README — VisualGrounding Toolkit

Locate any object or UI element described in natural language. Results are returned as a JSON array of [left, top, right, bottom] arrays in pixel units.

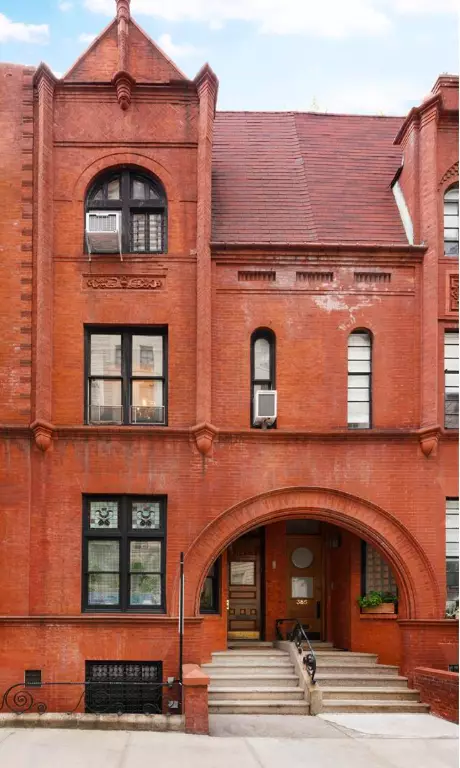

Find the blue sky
[[0, 0, 457, 114]]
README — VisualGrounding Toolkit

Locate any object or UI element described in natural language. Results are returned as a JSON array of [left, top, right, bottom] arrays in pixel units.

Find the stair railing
[[275, 618, 317, 684]]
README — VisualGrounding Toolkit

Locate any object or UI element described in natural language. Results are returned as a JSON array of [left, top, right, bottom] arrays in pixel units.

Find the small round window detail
[[291, 547, 314, 569]]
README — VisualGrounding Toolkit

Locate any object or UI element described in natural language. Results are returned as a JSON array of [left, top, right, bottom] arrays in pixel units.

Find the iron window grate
[[85, 661, 163, 714]]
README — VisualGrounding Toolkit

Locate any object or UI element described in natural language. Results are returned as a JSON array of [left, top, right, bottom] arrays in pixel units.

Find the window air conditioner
[[86, 212, 122, 258], [253, 390, 277, 426]]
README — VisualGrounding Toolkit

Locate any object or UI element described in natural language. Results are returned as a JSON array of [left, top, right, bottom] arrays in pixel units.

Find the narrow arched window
[[444, 184, 459, 256], [348, 330, 371, 429], [86, 168, 167, 254], [251, 329, 276, 427]]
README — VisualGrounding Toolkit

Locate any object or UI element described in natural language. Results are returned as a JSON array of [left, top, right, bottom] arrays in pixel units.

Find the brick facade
[[0, 1, 458, 727]]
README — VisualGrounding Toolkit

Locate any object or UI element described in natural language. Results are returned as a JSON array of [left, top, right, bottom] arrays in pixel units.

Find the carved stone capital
[[112, 70, 136, 111], [191, 422, 218, 456], [418, 426, 440, 457], [30, 419, 55, 452]]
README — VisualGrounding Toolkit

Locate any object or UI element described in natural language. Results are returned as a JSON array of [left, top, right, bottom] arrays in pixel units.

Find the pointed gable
[[63, 19, 187, 84]]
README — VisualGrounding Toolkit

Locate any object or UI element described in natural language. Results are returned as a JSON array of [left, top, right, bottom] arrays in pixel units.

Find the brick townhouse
[[0, 0, 458, 725]]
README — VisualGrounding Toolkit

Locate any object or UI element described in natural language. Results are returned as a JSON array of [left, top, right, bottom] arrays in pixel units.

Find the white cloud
[[78, 32, 97, 43], [322, 79, 424, 115], [84, 0, 457, 37], [157, 33, 201, 58], [53, 70, 64, 78], [58, 1, 73, 10], [0, 13, 49, 44]]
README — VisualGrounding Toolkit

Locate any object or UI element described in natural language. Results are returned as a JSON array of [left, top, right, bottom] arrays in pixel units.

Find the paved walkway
[[0, 714, 457, 768]]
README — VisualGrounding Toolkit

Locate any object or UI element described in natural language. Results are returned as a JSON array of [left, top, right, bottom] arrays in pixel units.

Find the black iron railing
[[0, 678, 181, 716], [275, 618, 317, 684]]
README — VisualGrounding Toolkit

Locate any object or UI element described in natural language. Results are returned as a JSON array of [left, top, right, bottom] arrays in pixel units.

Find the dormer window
[[86, 168, 167, 254], [444, 184, 459, 256]]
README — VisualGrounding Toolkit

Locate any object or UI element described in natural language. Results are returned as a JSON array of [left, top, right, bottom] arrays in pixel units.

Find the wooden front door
[[286, 535, 323, 639], [227, 531, 263, 640]]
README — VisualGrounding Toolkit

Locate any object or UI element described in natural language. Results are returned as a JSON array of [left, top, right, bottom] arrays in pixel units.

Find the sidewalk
[[0, 713, 457, 768]]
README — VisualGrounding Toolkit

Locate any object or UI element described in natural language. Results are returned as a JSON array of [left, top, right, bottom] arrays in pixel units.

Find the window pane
[[88, 573, 119, 605], [132, 336, 163, 376], [254, 338, 271, 381], [148, 213, 163, 251], [348, 333, 370, 347], [348, 388, 369, 402], [444, 215, 459, 228], [90, 380, 122, 423], [445, 241, 459, 256], [132, 502, 161, 530], [149, 185, 161, 200], [131, 380, 164, 424], [107, 178, 120, 200], [444, 228, 459, 240], [90, 501, 118, 529], [444, 202, 458, 215], [445, 185, 459, 201], [365, 545, 397, 594], [90, 335, 122, 375], [92, 187, 104, 201], [200, 577, 215, 610], [88, 540, 119, 572], [130, 541, 162, 572], [130, 574, 161, 606], [131, 213, 146, 251], [348, 401, 369, 426], [348, 375, 369, 388], [132, 179, 146, 199], [348, 347, 371, 360], [348, 360, 371, 373]]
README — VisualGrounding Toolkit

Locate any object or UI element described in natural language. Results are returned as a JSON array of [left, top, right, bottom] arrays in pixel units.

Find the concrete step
[[203, 660, 293, 672], [315, 664, 399, 676], [320, 687, 421, 701], [209, 700, 310, 715], [209, 687, 305, 701], [314, 652, 378, 664], [320, 700, 429, 714], [315, 674, 409, 688], [207, 674, 300, 688], [227, 642, 274, 649], [212, 650, 288, 658]]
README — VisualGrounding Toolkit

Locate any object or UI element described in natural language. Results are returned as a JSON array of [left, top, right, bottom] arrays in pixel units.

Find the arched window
[[348, 330, 372, 429], [86, 168, 167, 254], [444, 184, 459, 256], [251, 328, 276, 427]]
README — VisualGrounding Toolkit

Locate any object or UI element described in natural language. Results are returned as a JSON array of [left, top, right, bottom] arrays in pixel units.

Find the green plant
[[357, 590, 397, 609]]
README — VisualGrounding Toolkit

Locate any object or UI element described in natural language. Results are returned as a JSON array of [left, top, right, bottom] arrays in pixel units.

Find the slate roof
[[212, 111, 407, 245]]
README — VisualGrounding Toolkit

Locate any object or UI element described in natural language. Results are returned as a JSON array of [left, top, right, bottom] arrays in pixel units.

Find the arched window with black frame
[[250, 328, 276, 428], [86, 167, 167, 254], [444, 183, 459, 256]]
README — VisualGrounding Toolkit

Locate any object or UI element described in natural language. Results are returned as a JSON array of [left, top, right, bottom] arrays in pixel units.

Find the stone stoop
[[312, 646, 430, 714], [203, 643, 309, 715]]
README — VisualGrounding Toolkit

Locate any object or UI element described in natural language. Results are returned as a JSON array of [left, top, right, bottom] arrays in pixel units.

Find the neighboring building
[[0, 0, 458, 718]]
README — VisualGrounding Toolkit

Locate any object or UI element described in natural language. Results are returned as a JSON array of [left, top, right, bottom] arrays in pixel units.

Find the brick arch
[[73, 151, 178, 203], [174, 487, 441, 619]]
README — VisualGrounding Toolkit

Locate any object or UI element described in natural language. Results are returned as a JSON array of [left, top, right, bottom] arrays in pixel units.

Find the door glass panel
[[291, 576, 313, 598], [230, 561, 255, 586]]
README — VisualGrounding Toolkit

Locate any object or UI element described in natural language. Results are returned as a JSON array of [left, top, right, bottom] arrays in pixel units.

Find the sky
[[0, 0, 458, 114]]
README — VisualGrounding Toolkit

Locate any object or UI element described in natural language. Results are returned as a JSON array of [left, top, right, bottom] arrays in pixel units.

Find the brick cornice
[[394, 93, 441, 145], [211, 242, 426, 262]]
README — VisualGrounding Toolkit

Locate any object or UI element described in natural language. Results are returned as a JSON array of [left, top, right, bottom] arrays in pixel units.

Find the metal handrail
[[275, 618, 317, 684]]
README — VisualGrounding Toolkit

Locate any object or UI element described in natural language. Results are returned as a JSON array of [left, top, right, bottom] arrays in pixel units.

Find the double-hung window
[[444, 184, 459, 256], [83, 496, 166, 612], [445, 331, 459, 429], [86, 327, 167, 425], [251, 329, 276, 427]]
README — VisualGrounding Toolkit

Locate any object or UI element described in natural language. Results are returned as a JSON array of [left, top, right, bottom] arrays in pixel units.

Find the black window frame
[[85, 167, 167, 254], [444, 330, 459, 430], [199, 558, 221, 614], [250, 328, 276, 428], [347, 329, 372, 429], [85, 326, 168, 426], [82, 495, 167, 613]]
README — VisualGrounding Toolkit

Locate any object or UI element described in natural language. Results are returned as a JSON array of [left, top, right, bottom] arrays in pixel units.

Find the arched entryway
[[174, 487, 441, 620]]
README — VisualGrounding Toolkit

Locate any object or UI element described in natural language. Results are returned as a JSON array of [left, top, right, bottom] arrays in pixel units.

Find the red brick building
[[0, 0, 458, 721]]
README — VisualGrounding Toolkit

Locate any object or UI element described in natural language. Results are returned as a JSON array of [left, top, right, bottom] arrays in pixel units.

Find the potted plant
[[358, 590, 397, 614]]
